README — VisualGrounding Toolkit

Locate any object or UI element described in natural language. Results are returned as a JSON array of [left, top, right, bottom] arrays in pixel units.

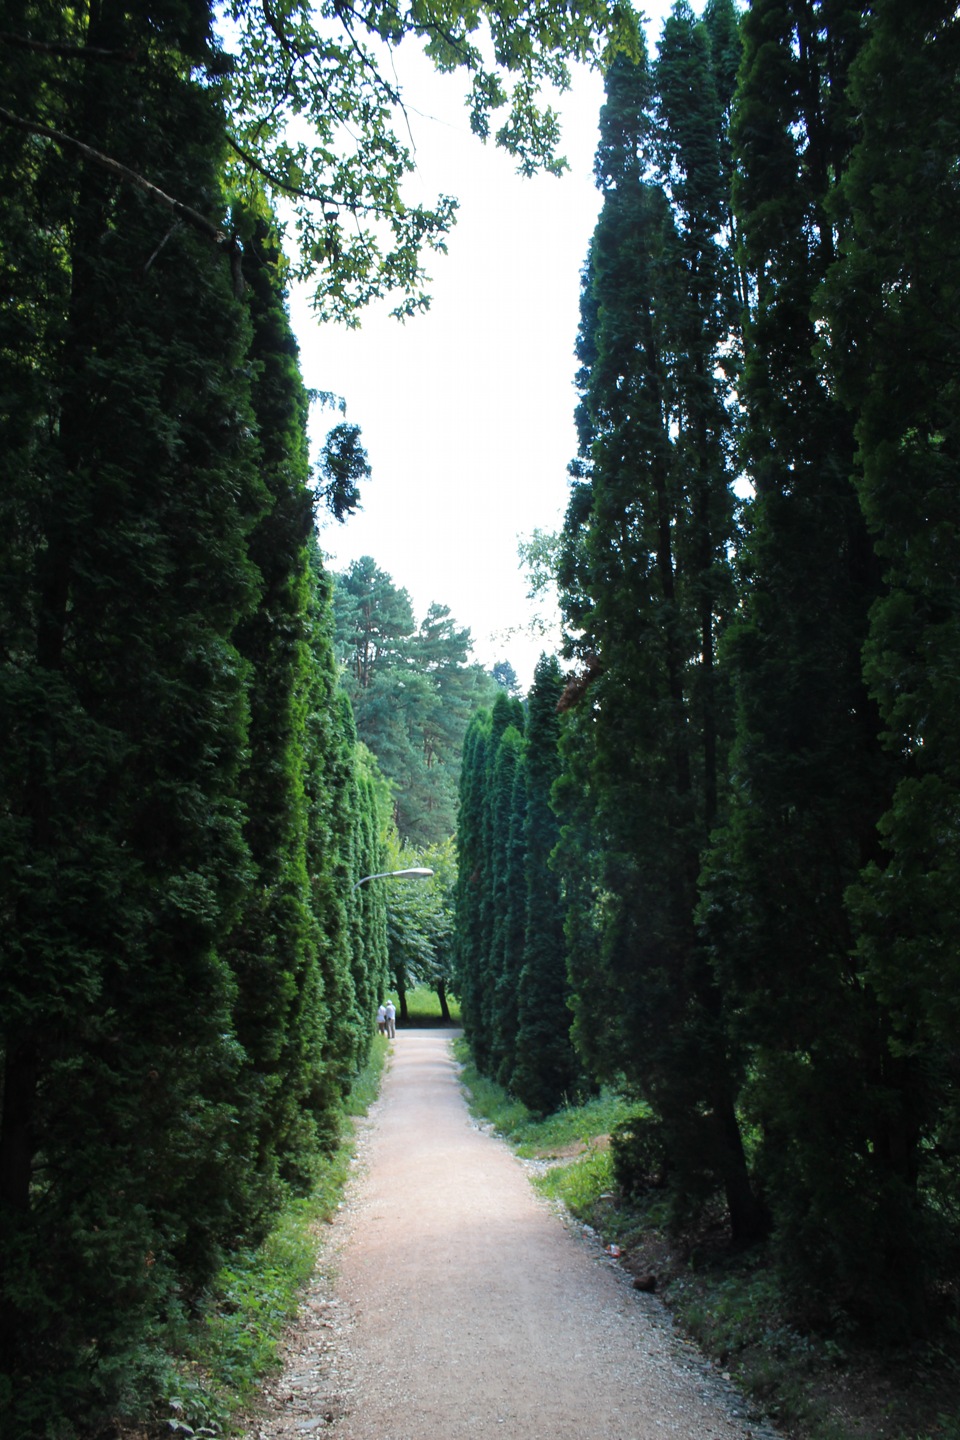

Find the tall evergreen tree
[[701, 0, 906, 1321], [557, 21, 762, 1239], [477, 693, 526, 1071], [333, 559, 497, 844], [820, 0, 960, 1315], [512, 657, 579, 1115], [220, 214, 334, 1207], [491, 748, 529, 1087], [454, 713, 492, 1060], [304, 562, 369, 1145], [0, 0, 266, 1421], [453, 692, 525, 1074], [488, 723, 526, 1083]]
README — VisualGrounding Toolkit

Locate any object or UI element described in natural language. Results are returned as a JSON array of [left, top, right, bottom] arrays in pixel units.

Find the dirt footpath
[[244, 1030, 780, 1440]]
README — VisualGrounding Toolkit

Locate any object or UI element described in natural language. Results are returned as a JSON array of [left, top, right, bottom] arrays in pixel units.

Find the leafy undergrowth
[[451, 1038, 634, 1158], [456, 1050, 960, 1440], [135, 1037, 391, 1440]]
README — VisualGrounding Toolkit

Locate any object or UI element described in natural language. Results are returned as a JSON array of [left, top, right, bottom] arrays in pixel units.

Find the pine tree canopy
[[332, 557, 500, 845]]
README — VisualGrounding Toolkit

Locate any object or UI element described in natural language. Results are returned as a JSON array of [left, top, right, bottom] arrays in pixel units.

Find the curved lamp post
[[352, 866, 434, 891]]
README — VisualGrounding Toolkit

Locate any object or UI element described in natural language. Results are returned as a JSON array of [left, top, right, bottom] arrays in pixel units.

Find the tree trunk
[[0, 1042, 38, 1213], [715, 1090, 769, 1246]]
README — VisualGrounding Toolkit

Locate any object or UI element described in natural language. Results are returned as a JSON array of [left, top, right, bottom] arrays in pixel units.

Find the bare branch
[[143, 220, 183, 275]]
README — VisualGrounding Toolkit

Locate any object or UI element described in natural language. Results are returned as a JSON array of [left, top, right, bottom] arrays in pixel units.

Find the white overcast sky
[[291, 4, 677, 690]]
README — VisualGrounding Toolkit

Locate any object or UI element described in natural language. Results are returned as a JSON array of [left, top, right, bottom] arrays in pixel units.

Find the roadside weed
[[454, 1043, 637, 1160], [158, 1039, 389, 1435], [534, 1144, 616, 1213]]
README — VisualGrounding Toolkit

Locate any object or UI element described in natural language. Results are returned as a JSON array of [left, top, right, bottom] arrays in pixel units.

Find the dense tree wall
[[456, 0, 960, 1335], [1, 0, 642, 1425], [0, 7, 389, 1429], [455, 661, 580, 1116]]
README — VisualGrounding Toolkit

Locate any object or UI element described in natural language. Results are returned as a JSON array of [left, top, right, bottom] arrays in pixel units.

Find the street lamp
[[352, 866, 434, 891]]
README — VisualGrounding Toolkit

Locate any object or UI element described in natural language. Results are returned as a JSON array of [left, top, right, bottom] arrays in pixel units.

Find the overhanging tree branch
[[0, 30, 137, 61], [0, 105, 227, 246]]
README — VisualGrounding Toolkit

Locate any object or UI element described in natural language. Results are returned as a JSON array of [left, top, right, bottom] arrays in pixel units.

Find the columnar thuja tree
[[487, 722, 526, 1083], [0, 0, 266, 1415], [453, 712, 492, 1060], [455, 694, 524, 1075], [223, 216, 330, 1210], [699, 0, 913, 1324], [818, 0, 960, 1320], [2, 0, 650, 1424], [454, 660, 580, 1115], [478, 693, 527, 1071], [512, 657, 579, 1115], [556, 11, 764, 1242], [490, 735, 529, 1088]]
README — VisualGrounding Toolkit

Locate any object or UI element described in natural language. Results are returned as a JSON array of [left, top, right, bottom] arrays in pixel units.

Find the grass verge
[[455, 1042, 960, 1440], [155, 1036, 390, 1438], [390, 984, 461, 1026]]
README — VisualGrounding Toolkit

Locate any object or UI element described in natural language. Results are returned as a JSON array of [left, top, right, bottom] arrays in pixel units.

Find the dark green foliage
[[491, 742, 528, 1087], [487, 723, 525, 1083], [222, 215, 328, 1210], [333, 557, 498, 845], [0, 0, 265, 1423], [491, 659, 521, 695], [453, 713, 492, 1061], [304, 571, 390, 1131], [556, 21, 763, 1241], [0, 6, 391, 1426], [821, 0, 960, 1311], [454, 661, 581, 1116], [476, 694, 526, 1069], [317, 422, 370, 522], [699, 0, 916, 1326], [512, 657, 580, 1116], [455, 696, 522, 1072]]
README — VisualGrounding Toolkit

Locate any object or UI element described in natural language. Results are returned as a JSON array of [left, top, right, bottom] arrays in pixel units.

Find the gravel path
[[243, 1029, 780, 1440]]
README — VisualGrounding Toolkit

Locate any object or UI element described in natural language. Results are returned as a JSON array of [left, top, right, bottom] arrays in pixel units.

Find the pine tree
[[333, 560, 497, 844]]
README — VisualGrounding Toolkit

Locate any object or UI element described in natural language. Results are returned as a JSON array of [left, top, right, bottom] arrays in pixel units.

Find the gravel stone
[[241, 1031, 782, 1440]]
